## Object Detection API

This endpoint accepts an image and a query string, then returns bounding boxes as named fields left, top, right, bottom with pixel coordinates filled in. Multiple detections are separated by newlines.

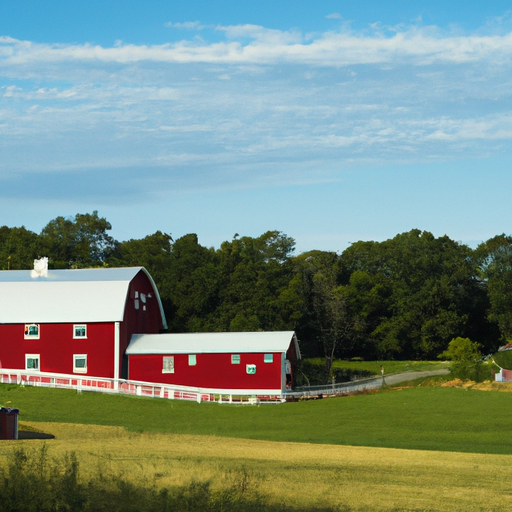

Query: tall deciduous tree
left=338, top=230, right=495, bottom=359
left=206, top=231, right=299, bottom=332
left=40, top=211, right=117, bottom=268
left=475, top=234, right=512, bottom=342
left=0, top=226, right=41, bottom=270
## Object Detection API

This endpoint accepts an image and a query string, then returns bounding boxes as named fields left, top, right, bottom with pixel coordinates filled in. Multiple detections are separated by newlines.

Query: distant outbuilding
left=127, top=331, right=301, bottom=394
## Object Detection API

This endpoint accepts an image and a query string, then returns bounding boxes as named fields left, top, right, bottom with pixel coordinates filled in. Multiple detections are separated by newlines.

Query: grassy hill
left=2, top=379, right=512, bottom=454
left=3, top=381, right=512, bottom=511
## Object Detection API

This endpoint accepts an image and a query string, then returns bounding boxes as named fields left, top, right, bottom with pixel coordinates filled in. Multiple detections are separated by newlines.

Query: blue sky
left=1, top=1, right=512, bottom=253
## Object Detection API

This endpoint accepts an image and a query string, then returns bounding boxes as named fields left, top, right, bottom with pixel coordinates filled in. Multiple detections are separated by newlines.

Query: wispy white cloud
left=2, top=25, right=512, bottom=69
left=326, top=13, right=342, bottom=20
left=165, top=21, right=208, bottom=30
left=0, top=21, right=511, bottom=202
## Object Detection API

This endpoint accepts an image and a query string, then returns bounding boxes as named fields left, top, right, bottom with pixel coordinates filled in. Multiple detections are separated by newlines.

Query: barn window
left=188, top=354, right=197, bottom=366
left=73, top=325, right=87, bottom=339
left=231, top=354, right=240, bottom=364
left=73, top=354, right=87, bottom=374
left=24, top=324, right=40, bottom=339
left=246, top=364, right=256, bottom=375
left=25, top=354, right=40, bottom=371
left=264, top=354, right=273, bottom=363
left=162, top=356, right=175, bottom=373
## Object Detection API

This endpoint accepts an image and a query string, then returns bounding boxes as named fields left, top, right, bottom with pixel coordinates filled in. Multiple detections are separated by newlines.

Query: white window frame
left=73, top=354, right=87, bottom=374
left=188, top=354, right=197, bottom=366
left=264, top=353, right=274, bottom=363
left=162, top=356, right=175, bottom=374
left=73, top=324, right=87, bottom=339
left=246, top=364, right=256, bottom=375
left=24, top=324, right=40, bottom=340
left=231, top=354, right=241, bottom=365
left=25, top=354, right=40, bottom=371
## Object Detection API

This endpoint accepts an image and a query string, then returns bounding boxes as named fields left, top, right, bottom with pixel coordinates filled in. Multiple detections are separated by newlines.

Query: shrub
left=439, top=337, right=485, bottom=382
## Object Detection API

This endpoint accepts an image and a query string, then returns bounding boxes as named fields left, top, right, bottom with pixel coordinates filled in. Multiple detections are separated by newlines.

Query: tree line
left=1, top=211, right=511, bottom=360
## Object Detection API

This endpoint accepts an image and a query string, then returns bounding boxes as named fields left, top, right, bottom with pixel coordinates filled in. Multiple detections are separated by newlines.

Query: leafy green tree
left=439, top=337, right=484, bottom=381
left=338, top=230, right=495, bottom=359
left=475, top=234, right=512, bottom=342
left=40, top=211, right=117, bottom=268
left=291, top=250, right=360, bottom=361
left=164, top=234, right=220, bottom=332
left=0, top=226, right=41, bottom=270
left=206, top=231, right=299, bottom=333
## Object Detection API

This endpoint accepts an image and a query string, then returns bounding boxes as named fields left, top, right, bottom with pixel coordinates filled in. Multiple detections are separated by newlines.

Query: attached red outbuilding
left=0, top=259, right=167, bottom=380
left=126, top=331, right=301, bottom=394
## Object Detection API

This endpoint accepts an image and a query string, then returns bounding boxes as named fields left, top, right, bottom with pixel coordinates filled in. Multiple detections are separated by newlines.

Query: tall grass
left=2, top=425, right=512, bottom=512
left=0, top=446, right=341, bottom=512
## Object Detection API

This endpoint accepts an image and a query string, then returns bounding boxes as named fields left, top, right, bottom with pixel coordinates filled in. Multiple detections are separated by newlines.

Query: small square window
left=188, top=354, right=197, bottom=366
left=264, top=354, right=273, bottom=363
left=24, top=324, right=40, bottom=339
left=163, top=356, right=175, bottom=373
left=246, top=364, right=256, bottom=375
left=26, top=354, right=40, bottom=371
left=73, top=354, right=87, bottom=374
left=231, top=354, right=240, bottom=365
left=73, top=325, right=87, bottom=339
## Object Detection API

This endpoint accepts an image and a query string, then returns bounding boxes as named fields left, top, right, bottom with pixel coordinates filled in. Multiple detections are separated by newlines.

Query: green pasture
left=2, top=381, right=512, bottom=454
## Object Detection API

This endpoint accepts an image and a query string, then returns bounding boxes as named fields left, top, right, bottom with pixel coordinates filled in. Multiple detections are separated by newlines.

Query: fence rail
left=0, top=370, right=286, bottom=405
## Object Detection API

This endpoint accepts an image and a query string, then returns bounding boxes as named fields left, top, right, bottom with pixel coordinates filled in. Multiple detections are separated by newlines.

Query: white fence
left=0, top=369, right=286, bottom=405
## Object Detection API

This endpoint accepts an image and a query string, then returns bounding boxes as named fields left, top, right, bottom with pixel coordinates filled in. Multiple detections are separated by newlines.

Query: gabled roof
left=127, top=331, right=300, bottom=357
left=0, top=267, right=167, bottom=326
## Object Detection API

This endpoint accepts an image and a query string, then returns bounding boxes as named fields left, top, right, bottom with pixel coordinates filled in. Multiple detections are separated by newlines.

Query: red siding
left=0, top=323, right=115, bottom=377
left=119, top=271, right=164, bottom=378
left=128, top=352, right=284, bottom=390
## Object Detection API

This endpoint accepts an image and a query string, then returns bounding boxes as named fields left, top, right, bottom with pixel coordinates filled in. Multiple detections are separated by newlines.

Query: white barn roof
left=0, top=266, right=167, bottom=326
left=127, top=331, right=300, bottom=357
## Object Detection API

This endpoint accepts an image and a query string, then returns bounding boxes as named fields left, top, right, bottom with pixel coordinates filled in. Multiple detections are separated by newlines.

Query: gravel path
left=288, top=368, right=450, bottom=399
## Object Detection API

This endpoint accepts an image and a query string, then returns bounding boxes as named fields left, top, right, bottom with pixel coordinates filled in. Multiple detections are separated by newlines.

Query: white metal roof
left=0, top=267, right=167, bottom=326
left=127, top=331, right=300, bottom=356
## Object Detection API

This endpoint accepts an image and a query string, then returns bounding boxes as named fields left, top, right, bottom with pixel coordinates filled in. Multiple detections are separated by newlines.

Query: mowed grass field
left=2, top=382, right=512, bottom=453
left=2, top=381, right=512, bottom=511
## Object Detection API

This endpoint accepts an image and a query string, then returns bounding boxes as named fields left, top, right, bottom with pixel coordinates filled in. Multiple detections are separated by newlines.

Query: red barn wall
left=128, top=352, right=284, bottom=390
left=0, top=322, right=115, bottom=377
left=119, top=270, right=165, bottom=378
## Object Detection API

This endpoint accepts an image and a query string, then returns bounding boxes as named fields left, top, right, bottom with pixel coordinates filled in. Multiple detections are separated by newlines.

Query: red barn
left=0, top=259, right=167, bottom=380
left=126, top=331, right=301, bottom=394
